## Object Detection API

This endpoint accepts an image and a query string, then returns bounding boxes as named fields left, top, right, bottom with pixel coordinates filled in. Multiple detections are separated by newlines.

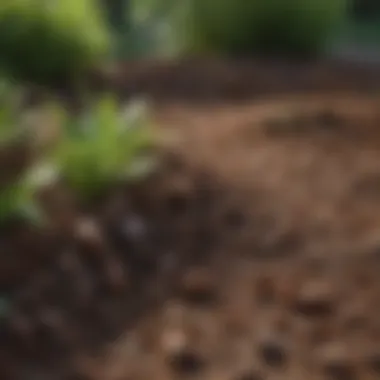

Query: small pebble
left=293, top=280, right=335, bottom=318
left=235, top=370, right=264, bottom=380
left=168, top=349, right=206, bottom=375
left=317, top=342, right=356, bottom=380
left=75, top=217, right=104, bottom=249
left=258, top=338, right=288, bottom=368
left=314, top=109, right=343, bottom=131
left=38, top=308, right=64, bottom=330
left=323, top=361, right=356, bottom=380
left=223, top=209, right=246, bottom=230
left=104, top=257, right=127, bottom=293
left=367, top=351, right=380, bottom=373
left=121, top=214, right=147, bottom=242
left=9, top=312, right=34, bottom=338
left=166, top=192, right=190, bottom=216
left=161, top=329, right=187, bottom=354
left=180, top=268, right=217, bottom=306
left=255, top=275, right=276, bottom=306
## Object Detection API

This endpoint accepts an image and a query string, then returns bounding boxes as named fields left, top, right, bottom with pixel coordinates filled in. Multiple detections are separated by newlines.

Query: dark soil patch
left=3, top=59, right=380, bottom=380
left=108, top=59, right=380, bottom=103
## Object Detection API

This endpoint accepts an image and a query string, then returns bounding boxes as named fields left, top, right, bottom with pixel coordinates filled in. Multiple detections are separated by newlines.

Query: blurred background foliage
left=177, top=0, right=346, bottom=57
left=0, top=0, right=111, bottom=86
left=0, top=1, right=379, bottom=87
left=107, top=0, right=380, bottom=60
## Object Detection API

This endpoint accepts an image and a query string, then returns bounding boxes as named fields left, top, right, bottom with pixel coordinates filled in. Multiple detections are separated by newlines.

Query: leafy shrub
left=177, top=0, right=348, bottom=57
left=0, top=0, right=110, bottom=86
left=52, top=95, right=154, bottom=199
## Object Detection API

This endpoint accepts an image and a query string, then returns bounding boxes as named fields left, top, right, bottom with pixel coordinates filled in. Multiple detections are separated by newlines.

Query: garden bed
left=3, top=59, right=380, bottom=380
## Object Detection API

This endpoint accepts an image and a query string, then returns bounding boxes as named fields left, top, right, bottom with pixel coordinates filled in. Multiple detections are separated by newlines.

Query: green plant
left=0, top=161, right=57, bottom=225
left=0, top=80, right=58, bottom=225
left=0, top=0, right=110, bottom=86
left=52, top=95, right=154, bottom=199
left=0, top=79, right=26, bottom=144
left=175, top=0, right=348, bottom=57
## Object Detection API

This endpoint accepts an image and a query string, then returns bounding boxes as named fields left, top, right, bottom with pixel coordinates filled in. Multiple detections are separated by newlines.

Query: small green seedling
left=0, top=80, right=57, bottom=225
left=0, top=160, right=58, bottom=225
left=53, top=95, right=155, bottom=199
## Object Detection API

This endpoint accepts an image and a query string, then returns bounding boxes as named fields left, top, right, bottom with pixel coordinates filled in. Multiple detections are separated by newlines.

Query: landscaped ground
left=3, top=60, right=380, bottom=380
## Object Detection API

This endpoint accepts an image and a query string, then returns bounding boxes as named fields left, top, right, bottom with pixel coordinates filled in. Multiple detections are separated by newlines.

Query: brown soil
left=3, top=60, right=380, bottom=380
left=111, top=59, right=380, bottom=103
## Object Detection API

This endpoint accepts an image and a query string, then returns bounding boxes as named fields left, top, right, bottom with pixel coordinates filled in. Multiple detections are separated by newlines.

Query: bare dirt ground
left=93, top=95, right=380, bottom=380
left=3, top=60, right=380, bottom=380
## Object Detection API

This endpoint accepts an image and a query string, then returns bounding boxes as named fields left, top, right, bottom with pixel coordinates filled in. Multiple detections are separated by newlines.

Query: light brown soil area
left=85, top=94, right=380, bottom=380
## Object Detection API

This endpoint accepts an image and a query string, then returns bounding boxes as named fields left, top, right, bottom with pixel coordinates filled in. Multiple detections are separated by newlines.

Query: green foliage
left=0, top=79, right=27, bottom=145
left=176, top=0, right=348, bottom=57
left=0, top=83, right=56, bottom=224
left=102, top=0, right=130, bottom=35
left=107, top=0, right=178, bottom=59
left=339, top=15, right=380, bottom=46
left=0, top=90, right=155, bottom=224
left=0, top=0, right=111, bottom=86
left=52, top=95, right=154, bottom=199
left=0, top=162, right=56, bottom=225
